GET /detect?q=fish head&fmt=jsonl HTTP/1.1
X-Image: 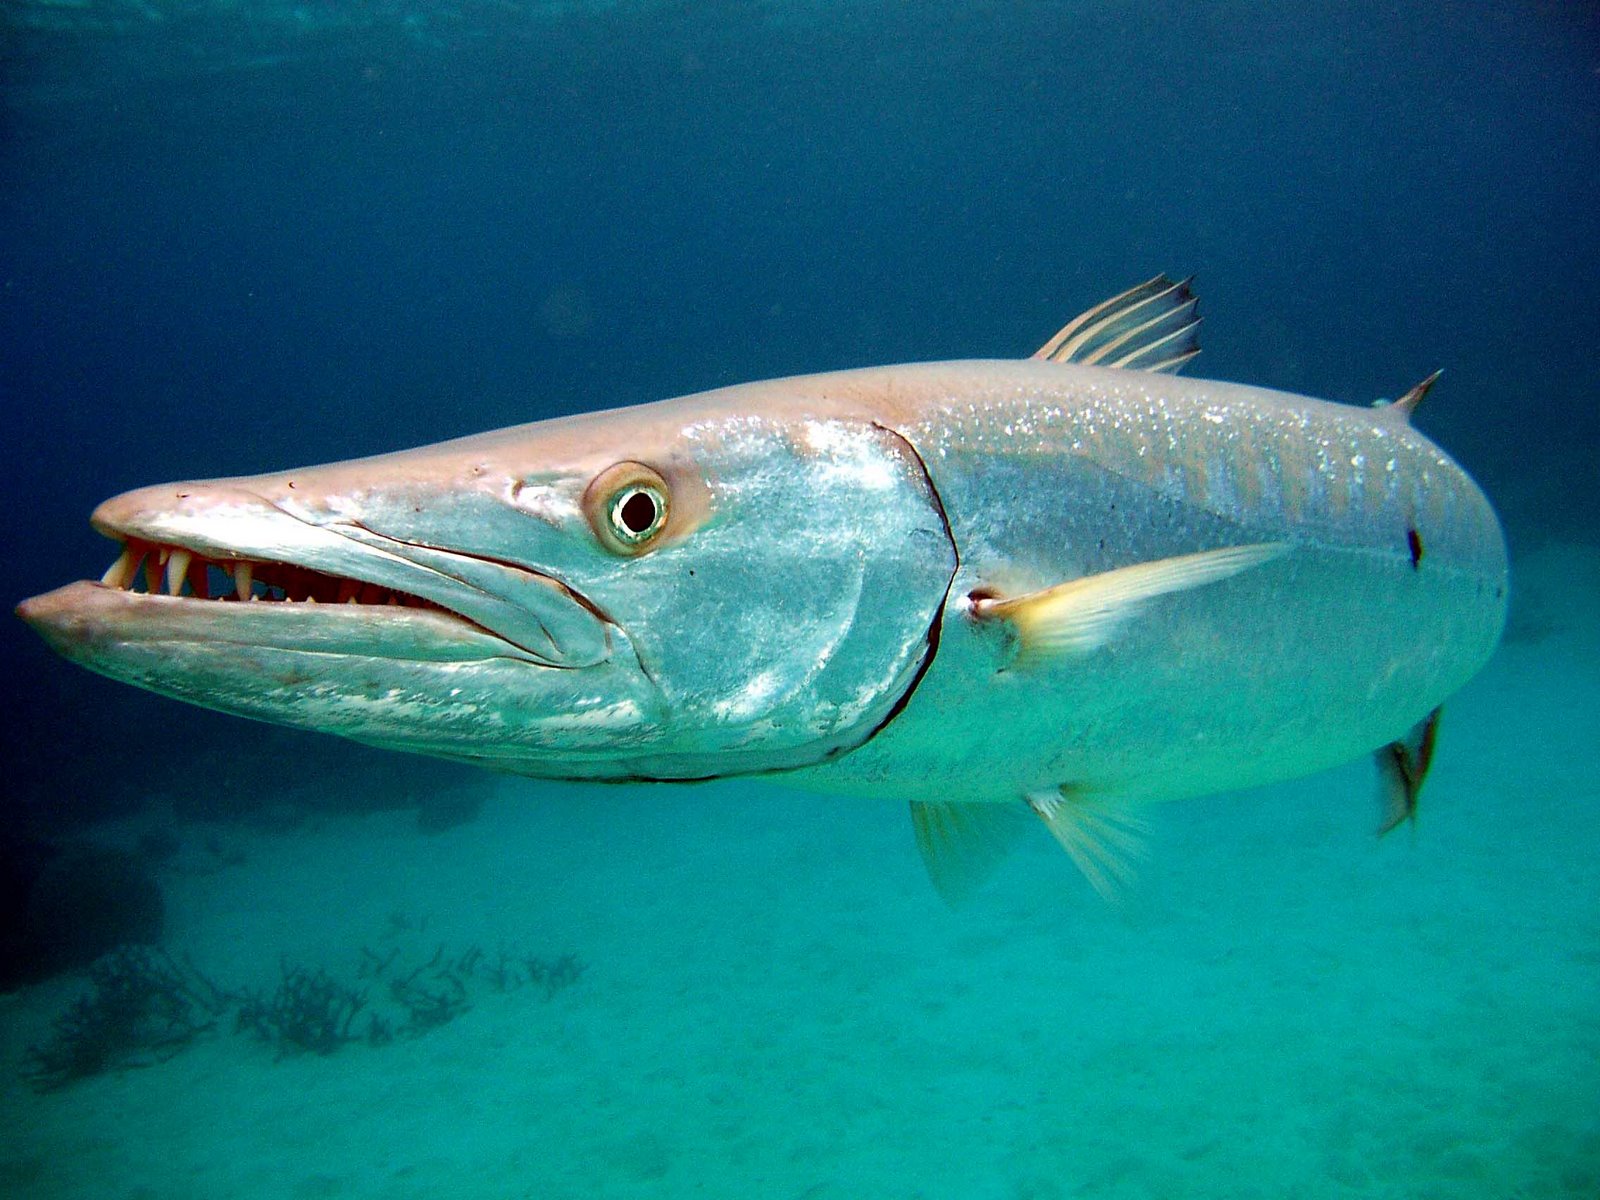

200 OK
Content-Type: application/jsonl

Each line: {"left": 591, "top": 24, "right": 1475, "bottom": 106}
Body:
{"left": 17, "top": 385, "right": 957, "bottom": 780}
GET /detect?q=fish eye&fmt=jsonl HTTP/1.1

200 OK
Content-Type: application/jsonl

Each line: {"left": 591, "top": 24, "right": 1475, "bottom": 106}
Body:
{"left": 585, "top": 462, "right": 671, "bottom": 555}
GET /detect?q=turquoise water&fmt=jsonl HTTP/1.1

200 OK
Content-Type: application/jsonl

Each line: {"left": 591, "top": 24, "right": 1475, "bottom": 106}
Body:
{"left": 2, "top": 4, "right": 1597, "bottom": 1196}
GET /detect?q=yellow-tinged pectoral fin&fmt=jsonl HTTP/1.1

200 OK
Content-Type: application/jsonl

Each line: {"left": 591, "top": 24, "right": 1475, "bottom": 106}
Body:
{"left": 971, "top": 542, "right": 1289, "bottom": 663}
{"left": 1027, "top": 786, "right": 1148, "bottom": 900}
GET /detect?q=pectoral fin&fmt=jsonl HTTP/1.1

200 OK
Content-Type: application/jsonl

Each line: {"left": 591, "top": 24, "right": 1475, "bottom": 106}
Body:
{"left": 1375, "top": 706, "right": 1442, "bottom": 835}
{"left": 971, "top": 542, "right": 1288, "bottom": 663}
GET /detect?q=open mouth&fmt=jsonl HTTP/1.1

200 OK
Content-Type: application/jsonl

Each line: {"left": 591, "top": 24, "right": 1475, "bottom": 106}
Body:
{"left": 25, "top": 479, "right": 617, "bottom": 669}
{"left": 99, "top": 536, "right": 452, "bottom": 612}
{"left": 74, "top": 523, "right": 613, "bottom": 669}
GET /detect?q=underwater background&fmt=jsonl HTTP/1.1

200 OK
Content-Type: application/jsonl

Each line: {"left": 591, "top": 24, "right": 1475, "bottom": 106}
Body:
{"left": 2, "top": 2, "right": 1597, "bottom": 1196}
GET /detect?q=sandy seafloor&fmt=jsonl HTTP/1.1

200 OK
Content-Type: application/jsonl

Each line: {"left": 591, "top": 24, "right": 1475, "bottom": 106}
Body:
{"left": 2, "top": 543, "right": 1596, "bottom": 1200}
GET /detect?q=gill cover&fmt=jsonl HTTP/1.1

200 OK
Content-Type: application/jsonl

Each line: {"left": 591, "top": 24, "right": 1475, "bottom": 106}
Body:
{"left": 553, "top": 416, "right": 957, "bottom": 776}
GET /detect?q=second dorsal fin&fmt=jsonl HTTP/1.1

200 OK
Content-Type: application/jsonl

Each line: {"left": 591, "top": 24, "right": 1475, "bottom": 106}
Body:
{"left": 1032, "top": 274, "right": 1201, "bottom": 374}
{"left": 1373, "top": 369, "right": 1443, "bottom": 424}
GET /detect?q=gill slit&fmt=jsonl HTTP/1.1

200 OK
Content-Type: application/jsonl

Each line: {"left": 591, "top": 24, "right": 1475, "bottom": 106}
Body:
{"left": 841, "top": 422, "right": 958, "bottom": 755}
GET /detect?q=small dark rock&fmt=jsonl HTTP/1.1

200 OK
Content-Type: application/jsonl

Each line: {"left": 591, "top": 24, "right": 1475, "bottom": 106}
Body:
{"left": 2, "top": 844, "right": 164, "bottom": 989}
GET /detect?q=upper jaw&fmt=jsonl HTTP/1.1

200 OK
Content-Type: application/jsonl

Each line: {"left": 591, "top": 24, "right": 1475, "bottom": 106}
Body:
{"left": 66, "top": 480, "right": 614, "bottom": 667}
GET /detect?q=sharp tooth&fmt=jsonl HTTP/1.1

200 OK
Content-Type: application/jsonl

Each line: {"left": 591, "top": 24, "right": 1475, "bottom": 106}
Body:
{"left": 100, "top": 547, "right": 136, "bottom": 589}
{"left": 305, "top": 596, "right": 317, "bottom": 604}
{"left": 142, "top": 555, "right": 161, "bottom": 593}
{"left": 166, "top": 549, "right": 191, "bottom": 596}
{"left": 336, "top": 579, "right": 360, "bottom": 604}
{"left": 235, "top": 562, "right": 253, "bottom": 600}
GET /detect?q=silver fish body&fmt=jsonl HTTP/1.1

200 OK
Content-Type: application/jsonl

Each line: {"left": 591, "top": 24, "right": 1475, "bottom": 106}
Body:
{"left": 787, "top": 360, "right": 1505, "bottom": 805}
{"left": 17, "top": 285, "right": 1508, "bottom": 889}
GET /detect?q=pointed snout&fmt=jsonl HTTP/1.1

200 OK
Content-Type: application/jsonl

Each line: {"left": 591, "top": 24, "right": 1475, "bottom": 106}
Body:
{"left": 71, "top": 472, "right": 615, "bottom": 668}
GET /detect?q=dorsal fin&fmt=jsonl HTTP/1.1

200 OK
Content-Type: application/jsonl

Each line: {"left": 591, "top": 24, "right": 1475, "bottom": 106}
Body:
{"left": 1032, "top": 274, "right": 1201, "bottom": 374}
{"left": 1378, "top": 369, "right": 1443, "bottom": 423}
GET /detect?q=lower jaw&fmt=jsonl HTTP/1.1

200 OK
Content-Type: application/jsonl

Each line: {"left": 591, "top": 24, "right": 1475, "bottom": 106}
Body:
{"left": 18, "top": 580, "right": 523, "bottom": 664}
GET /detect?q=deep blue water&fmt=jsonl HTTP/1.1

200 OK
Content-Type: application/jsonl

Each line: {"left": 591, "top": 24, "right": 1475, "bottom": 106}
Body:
{"left": 1, "top": 3, "right": 1598, "bottom": 1194}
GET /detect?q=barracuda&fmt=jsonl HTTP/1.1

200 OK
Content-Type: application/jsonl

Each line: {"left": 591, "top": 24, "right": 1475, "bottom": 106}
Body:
{"left": 17, "top": 278, "right": 1507, "bottom": 897}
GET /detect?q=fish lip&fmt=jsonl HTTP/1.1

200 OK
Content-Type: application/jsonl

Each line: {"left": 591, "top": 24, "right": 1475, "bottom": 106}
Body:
{"left": 76, "top": 485, "right": 613, "bottom": 666}
{"left": 16, "top": 579, "right": 526, "bottom": 664}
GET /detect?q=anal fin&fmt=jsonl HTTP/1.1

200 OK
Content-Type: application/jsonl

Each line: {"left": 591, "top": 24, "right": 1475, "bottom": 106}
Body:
{"left": 1375, "top": 706, "right": 1442, "bottom": 835}
{"left": 1027, "top": 786, "right": 1147, "bottom": 900}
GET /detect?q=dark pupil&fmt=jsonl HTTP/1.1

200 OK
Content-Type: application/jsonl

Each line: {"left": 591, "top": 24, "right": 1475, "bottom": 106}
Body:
{"left": 619, "top": 490, "right": 659, "bottom": 535}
